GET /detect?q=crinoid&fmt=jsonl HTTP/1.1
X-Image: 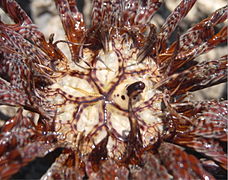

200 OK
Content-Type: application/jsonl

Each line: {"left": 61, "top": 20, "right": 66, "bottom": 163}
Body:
{"left": 0, "top": 0, "right": 227, "bottom": 179}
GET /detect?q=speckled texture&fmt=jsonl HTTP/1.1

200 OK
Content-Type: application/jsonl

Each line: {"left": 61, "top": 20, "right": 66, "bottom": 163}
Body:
{"left": 0, "top": 0, "right": 226, "bottom": 122}
{"left": 0, "top": 0, "right": 227, "bottom": 179}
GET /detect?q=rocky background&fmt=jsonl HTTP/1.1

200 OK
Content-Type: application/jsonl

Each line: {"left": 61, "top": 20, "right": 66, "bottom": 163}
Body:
{"left": 0, "top": 0, "right": 227, "bottom": 179}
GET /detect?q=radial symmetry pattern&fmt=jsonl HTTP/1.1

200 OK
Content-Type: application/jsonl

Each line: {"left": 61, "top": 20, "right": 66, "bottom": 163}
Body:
{"left": 0, "top": 0, "right": 227, "bottom": 179}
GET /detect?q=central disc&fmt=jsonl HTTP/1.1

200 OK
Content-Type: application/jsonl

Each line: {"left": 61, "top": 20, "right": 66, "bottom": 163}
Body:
{"left": 46, "top": 32, "right": 164, "bottom": 159}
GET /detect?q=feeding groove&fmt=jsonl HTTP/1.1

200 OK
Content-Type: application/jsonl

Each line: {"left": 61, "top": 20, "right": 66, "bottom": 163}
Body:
{"left": 48, "top": 35, "right": 164, "bottom": 158}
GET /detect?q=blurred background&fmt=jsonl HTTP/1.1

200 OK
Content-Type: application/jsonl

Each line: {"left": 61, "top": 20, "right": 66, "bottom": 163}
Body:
{"left": 0, "top": 0, "right": 227, "bottom": 179}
